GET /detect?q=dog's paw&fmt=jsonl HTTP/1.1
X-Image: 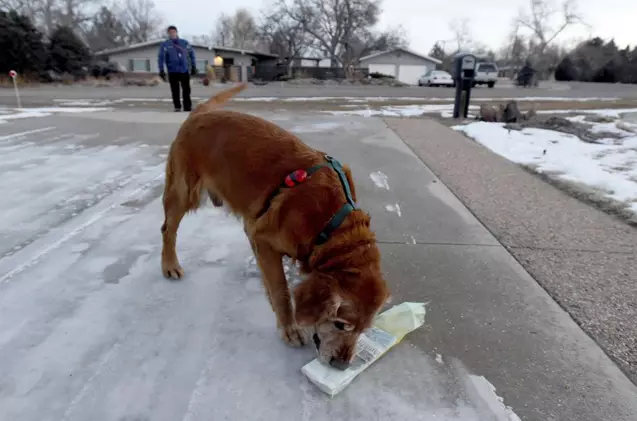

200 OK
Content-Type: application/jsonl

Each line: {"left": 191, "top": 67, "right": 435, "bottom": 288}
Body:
{"left": 278, "top": 325, "right": 309, "bottom": 348}
{"left": 162, "top": 261, "right": 185, "bottom": 280}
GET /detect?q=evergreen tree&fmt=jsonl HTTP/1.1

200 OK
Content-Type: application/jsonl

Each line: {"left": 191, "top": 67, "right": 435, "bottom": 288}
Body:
{"left": 428, "top": 43, "right": 446, "bottom": 62}
{"left": 85, "top": 7, "right": 127, "bottom": 52}
{"left": 555, "top": 56, "right": 576, "bottom": 81}
{"left": 0, "top": 10, "right": 48, "bottom": 76}
{"left": 48, "top": 25, "right": 92, "bottom": 77}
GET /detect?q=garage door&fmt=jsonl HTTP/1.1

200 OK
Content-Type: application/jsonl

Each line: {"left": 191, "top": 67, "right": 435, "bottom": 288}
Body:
{"left": 369, "top": 64, "right": 396, "bottom": 77}
{"left": 398, "top": 65, "right": 429, "bottom": 85}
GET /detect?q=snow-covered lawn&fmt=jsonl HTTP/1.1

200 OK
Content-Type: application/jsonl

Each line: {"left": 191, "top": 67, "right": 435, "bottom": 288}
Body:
{"left": 453, "top": 116, "right": 637, "bottom": 217}
{"left": 326, "top": 104, "right": 479, "bottom": 118}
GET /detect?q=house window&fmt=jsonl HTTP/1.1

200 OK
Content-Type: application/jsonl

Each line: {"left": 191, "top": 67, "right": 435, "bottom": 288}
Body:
{"left": 196, "top": 59, "right": 209, "bottom": 73}
{"left": 129, "top": 58, "right": 151, "bottom": 72}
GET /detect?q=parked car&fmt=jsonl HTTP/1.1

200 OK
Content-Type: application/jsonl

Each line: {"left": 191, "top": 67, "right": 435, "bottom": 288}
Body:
{"left": 473, "top": 62, "right": 498, "bottom": 88}
{"left": 418, "top": 70, "right": 454, "bottom": 87}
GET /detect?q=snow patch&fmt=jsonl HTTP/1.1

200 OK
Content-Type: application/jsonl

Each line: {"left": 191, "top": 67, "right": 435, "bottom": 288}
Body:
{"left": 538, "top": 107, "right": 637, "bottom": 118}
{"left": 369, "top": 171, "right": 390, "bottom": 190}
{"left": 327, "top": 104, "right": 480, "bottom": 118}
{"left": 454, "top": 121, "right": 637, "bottom": 214}
{"left": 385, "top": 203, "right": 402, "bottom": 217}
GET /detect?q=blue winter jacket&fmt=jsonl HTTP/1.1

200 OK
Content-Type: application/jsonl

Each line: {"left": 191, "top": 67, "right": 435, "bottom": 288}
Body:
{"left": 157, "top": 38, "right": 196, "bottom": 74}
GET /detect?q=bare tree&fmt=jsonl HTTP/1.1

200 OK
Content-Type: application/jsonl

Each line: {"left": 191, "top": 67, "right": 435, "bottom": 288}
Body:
{"left": 190, "top": 34, "right": 214, "bottom": 46}
{"left": 259, "top": 8, "right": 312, "bottom": 60}
{"left": 448, "top": 17, "right": 472, "bottom": 53}
{"left": 517, "top": 0, "right": 586, "bottom": 76}
{"left": 276, "top": 0, "right": 384, "bottom": 68}
{"left": 212, "top": 8, "right": 258, "bottom": 50}
{"left": 84, "top": 5, "right": 127, "bottom": 51}
{"left": 55, "top": 0, "right": 97, "bottom": 29}
{"left": 116, "top": 0, "right": 164, "bottom": 43}
{"left": 213, "top": 13, "right": 233, "bottom": 47}
{"left": 342, "top": 26, "right": 406, "bottom": 67}
{"left": 0, "top": 0, "right": 96, "bottom": 36}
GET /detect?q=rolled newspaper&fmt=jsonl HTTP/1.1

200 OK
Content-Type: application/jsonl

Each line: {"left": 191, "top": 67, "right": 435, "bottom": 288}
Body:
{"left": 301, "top": 302, "right": 427, "bottom": 396}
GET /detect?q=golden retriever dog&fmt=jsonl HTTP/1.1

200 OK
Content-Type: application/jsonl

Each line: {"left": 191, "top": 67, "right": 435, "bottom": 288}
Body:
{"left": 161, "top": 83, "right": 390, "bottom": 369}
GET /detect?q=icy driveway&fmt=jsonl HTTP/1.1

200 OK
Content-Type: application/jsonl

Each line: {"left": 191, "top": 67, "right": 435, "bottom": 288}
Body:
{"left": 0, "top": 109, "right": 635, "bottom": 421}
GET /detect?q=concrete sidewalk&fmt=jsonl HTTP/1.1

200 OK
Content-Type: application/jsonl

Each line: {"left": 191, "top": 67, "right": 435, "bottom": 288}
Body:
{"left": 0, "top": 110, "right": 636, "bottom": 421}
{"left": 388, "top": 117, "right": 637, "bottom": 384}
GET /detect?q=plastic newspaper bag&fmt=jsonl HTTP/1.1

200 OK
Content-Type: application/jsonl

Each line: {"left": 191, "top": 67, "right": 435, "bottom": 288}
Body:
{"left": 301, "top": 302, "right": 426, "bottom": 396}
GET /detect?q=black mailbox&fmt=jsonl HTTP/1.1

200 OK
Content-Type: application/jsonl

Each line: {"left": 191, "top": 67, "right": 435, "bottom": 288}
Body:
{"left": 452, "top": 53, "right": 477, "bottom": 119}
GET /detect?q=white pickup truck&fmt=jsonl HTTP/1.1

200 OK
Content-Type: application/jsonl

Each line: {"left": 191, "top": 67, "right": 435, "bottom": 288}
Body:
{"left": 472, "top": 62, "right": 499, "bottom": 88}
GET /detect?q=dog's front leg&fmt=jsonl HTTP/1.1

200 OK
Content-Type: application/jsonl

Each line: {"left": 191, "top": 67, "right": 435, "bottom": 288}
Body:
{"left": 253, "top": 239, "right": 307, "bottom": 347}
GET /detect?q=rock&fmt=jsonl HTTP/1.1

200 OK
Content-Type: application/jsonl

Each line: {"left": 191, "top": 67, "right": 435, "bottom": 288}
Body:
{"left": 584, "top": 115, "right": 616, "bottom": 123}
{"left": 502, "top": 101, "right": 522, "bottom": 123}
{"left": 616, "top": 121, "right": 637, "bottom": 133}
{"left": 523, "top": 108, "right": 537, "bottom": 121}
{"left": 479, "top": 104, "right": 499, "bottom": 122}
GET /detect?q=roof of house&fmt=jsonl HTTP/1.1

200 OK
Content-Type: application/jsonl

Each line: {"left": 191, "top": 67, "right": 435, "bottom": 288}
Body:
{"left": 95, "top": 40, "right": 278, "bottom": 59}
{"left": 359, "top": 47, "right": 442, "bottom": 65}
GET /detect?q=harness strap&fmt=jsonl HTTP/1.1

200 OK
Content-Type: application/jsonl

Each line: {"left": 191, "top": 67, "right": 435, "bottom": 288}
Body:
{"left": 257, "top": 155, "right": 357, "bottom": 245}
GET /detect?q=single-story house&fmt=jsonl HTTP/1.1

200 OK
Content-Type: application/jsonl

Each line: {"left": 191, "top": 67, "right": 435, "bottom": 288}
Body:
{"left": 358, "top": 47, "right": 442, "bottom": 85}
{"left": 95, "top": 40, "right": 278, "bottom": 82}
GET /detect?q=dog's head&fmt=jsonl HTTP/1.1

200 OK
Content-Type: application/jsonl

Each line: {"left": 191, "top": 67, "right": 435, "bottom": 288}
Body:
{"left": 293, "top": 271, "right": 390, "bottom": 370}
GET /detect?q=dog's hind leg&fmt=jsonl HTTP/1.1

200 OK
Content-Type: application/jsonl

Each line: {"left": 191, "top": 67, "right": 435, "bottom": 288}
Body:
{"left": 161, "top": 162, "right": 201, "bottom": 280}
{"left": 161, "top": 190, "right": 187, "bottom": 279}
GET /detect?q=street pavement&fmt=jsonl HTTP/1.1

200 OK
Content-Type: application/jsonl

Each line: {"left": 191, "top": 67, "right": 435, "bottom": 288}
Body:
{"left": 3, "top": 80, "right": 637, "bottom": 108}
{"left": 0, "top": 108, "right": 636, "bottom": 421}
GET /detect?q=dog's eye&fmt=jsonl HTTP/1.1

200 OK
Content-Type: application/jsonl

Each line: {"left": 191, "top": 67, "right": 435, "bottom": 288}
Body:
{"left": 334, "top": 321, "right": 346, "bottom": 330}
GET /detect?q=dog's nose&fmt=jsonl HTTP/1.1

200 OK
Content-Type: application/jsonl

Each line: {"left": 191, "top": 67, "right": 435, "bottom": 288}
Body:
{"left": 312, "top": 333, "right": 321, "bottom": 350}
{"left": 329, "top": 357, "right": 350, "bottom": 371}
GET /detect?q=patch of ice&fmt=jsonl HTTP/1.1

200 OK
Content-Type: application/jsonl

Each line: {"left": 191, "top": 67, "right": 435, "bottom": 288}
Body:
{"left": 0, "top": 127, "right": 55, "bottom": 141}
{"left": 232, "top": 96, "right": 281, "bottom": 102}
{"left": 454, "top": 122, "right": 637, "bottom": 214}
{"left": 385, "top": 203, "right": 402, "bottom": 217}
{"left": 466, "top": 375, "right": 523, "bottom": 421}
{"left": 0, "top": 107, "right": 111, "bottom": 122}
{"left": 0, "top": 122, "right": 527, "bottom": 421}
{"left": 369, "top": 171, "right": 390, "bottom": 190}
{"left": 289, "top": 121, "right": 342, "bottom": 133}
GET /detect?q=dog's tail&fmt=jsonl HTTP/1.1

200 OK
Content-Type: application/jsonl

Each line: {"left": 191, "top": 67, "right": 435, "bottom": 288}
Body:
{"left": 195, "top": 82, "right": 248, "bottom": 113}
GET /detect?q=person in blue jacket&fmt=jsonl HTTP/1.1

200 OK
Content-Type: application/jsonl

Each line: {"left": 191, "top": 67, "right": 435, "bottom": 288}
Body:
{"left": 158, "top": 25, "right": 197, "bottom": 112}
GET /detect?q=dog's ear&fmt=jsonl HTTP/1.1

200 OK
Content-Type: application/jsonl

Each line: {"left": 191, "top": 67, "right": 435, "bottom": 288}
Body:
{"left": 293, "top": 273, "right": 341, "bottom": 326}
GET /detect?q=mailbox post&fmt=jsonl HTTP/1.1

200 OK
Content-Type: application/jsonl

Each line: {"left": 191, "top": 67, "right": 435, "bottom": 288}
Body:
{"left": 452, "top": 53, "right": 477, "bottom": 119}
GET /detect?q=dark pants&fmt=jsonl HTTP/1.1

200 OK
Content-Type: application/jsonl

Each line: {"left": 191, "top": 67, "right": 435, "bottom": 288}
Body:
{"left": 168, "top": 72, "right": 191, "bottom": 110}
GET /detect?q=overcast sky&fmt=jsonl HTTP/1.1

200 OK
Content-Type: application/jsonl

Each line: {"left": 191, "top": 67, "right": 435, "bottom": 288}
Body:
{"left": 153, "top": 0, "right": 637, "bottom": 54}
